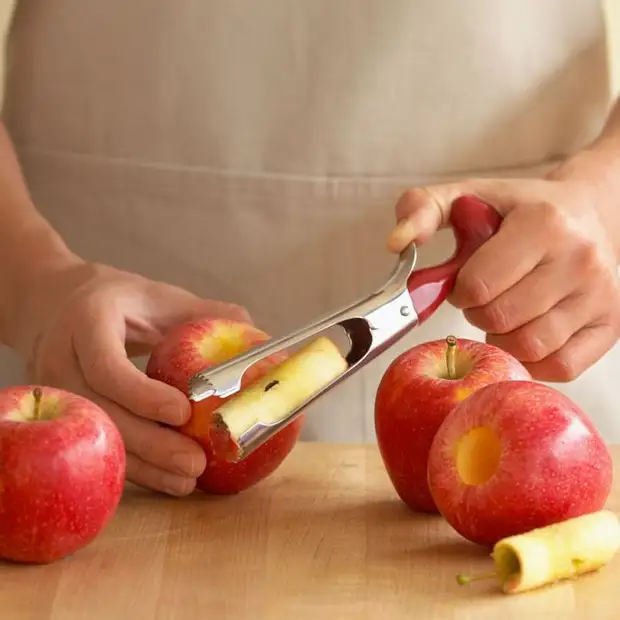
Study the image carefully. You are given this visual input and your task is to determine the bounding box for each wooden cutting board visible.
[2,442,619,620]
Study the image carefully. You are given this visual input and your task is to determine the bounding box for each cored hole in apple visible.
[208,413,242,462]
[455,426,502,486]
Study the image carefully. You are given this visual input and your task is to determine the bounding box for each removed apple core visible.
[209,336,348,459]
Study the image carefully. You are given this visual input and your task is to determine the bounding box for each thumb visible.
[123,284,255,361]
[386,178,523,253]
[145,282,254,330]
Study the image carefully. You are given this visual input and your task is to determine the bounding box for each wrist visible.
[546,144,620,260]
[0,223,85,350]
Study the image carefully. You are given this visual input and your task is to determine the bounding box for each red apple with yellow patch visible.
[374,336,531,513]
[146,318,305,494]
[0,385,125,564]
[427,380,613,546]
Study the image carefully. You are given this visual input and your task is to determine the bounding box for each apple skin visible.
[427,380,614,546]
[374,337,531,513]
[146,318,304,495]
[0,385,126,564]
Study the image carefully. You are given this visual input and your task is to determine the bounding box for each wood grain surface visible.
[2,442,619,620]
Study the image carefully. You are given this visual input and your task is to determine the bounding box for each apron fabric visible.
[1,0,618,442]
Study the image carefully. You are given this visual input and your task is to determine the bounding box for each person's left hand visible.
[386,176,620,382]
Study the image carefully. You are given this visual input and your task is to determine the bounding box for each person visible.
[0,0,618,497]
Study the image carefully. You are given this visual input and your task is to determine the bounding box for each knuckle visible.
[396,188,426,219]
[574,238,602,273]
[458,272,493,307]
[549,355,581,382]
[229,303,252,323]
[129,431,160,465]
[402,187,426,205]
[482,302,512,334]
[515,332,549,363]
[537,200,567,231]
[469,302,511,334]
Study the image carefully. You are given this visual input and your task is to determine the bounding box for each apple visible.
[0,385,126,564]
[374,336,531,513]
[427,379,614,546]
[145,317,306,495]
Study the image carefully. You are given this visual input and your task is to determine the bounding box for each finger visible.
[104,396,207,478]
[387,185,464,251]
[62,357,207,478]
[521,323,618,382]
[143,283,253,330]
[125,342,155,358]
[485,292,596,363]
[121,288,253,353]
[463,259,574,334]
[450,208,547,309]
[36,340,207,480]
[126,453,197,497]
[387,177,538,253]
[73,306,193,426]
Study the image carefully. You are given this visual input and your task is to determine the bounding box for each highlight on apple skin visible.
[374,336,531,513]
[0,385,126,564]
[427,379,614,546]
[145,317,305,495]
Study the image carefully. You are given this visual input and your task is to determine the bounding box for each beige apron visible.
[0,0,617,441]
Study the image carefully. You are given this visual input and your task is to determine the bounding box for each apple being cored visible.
[427,380,614,546]
[0,386,126,564]
[146,318,307,495]
[374,336,531,513]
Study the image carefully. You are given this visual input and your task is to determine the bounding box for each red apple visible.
[0,385,126,564]
[427,380,613,546]
[374,336,531,513]
[146,317,304,494]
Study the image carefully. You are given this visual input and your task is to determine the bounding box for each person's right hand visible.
[12,259,250,497]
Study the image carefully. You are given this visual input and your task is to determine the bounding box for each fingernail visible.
[162,474,195,497]
[171,451,197,476]
[158,404,189,425]
[387,219,415,252]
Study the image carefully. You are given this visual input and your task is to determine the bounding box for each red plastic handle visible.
[407,195,502,323]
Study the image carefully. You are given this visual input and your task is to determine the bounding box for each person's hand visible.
[386,176,620,381]
[12,259,250,497]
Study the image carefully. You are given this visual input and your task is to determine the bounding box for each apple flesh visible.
[146,318,305,495]
[374,336,531,513]
[0,385,126,564]
[210,335,348,461]
[427,380,614,546]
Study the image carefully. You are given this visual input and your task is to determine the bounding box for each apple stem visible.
[33,387,43,421]
[456,570,498,586]
[446,335,457,379]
